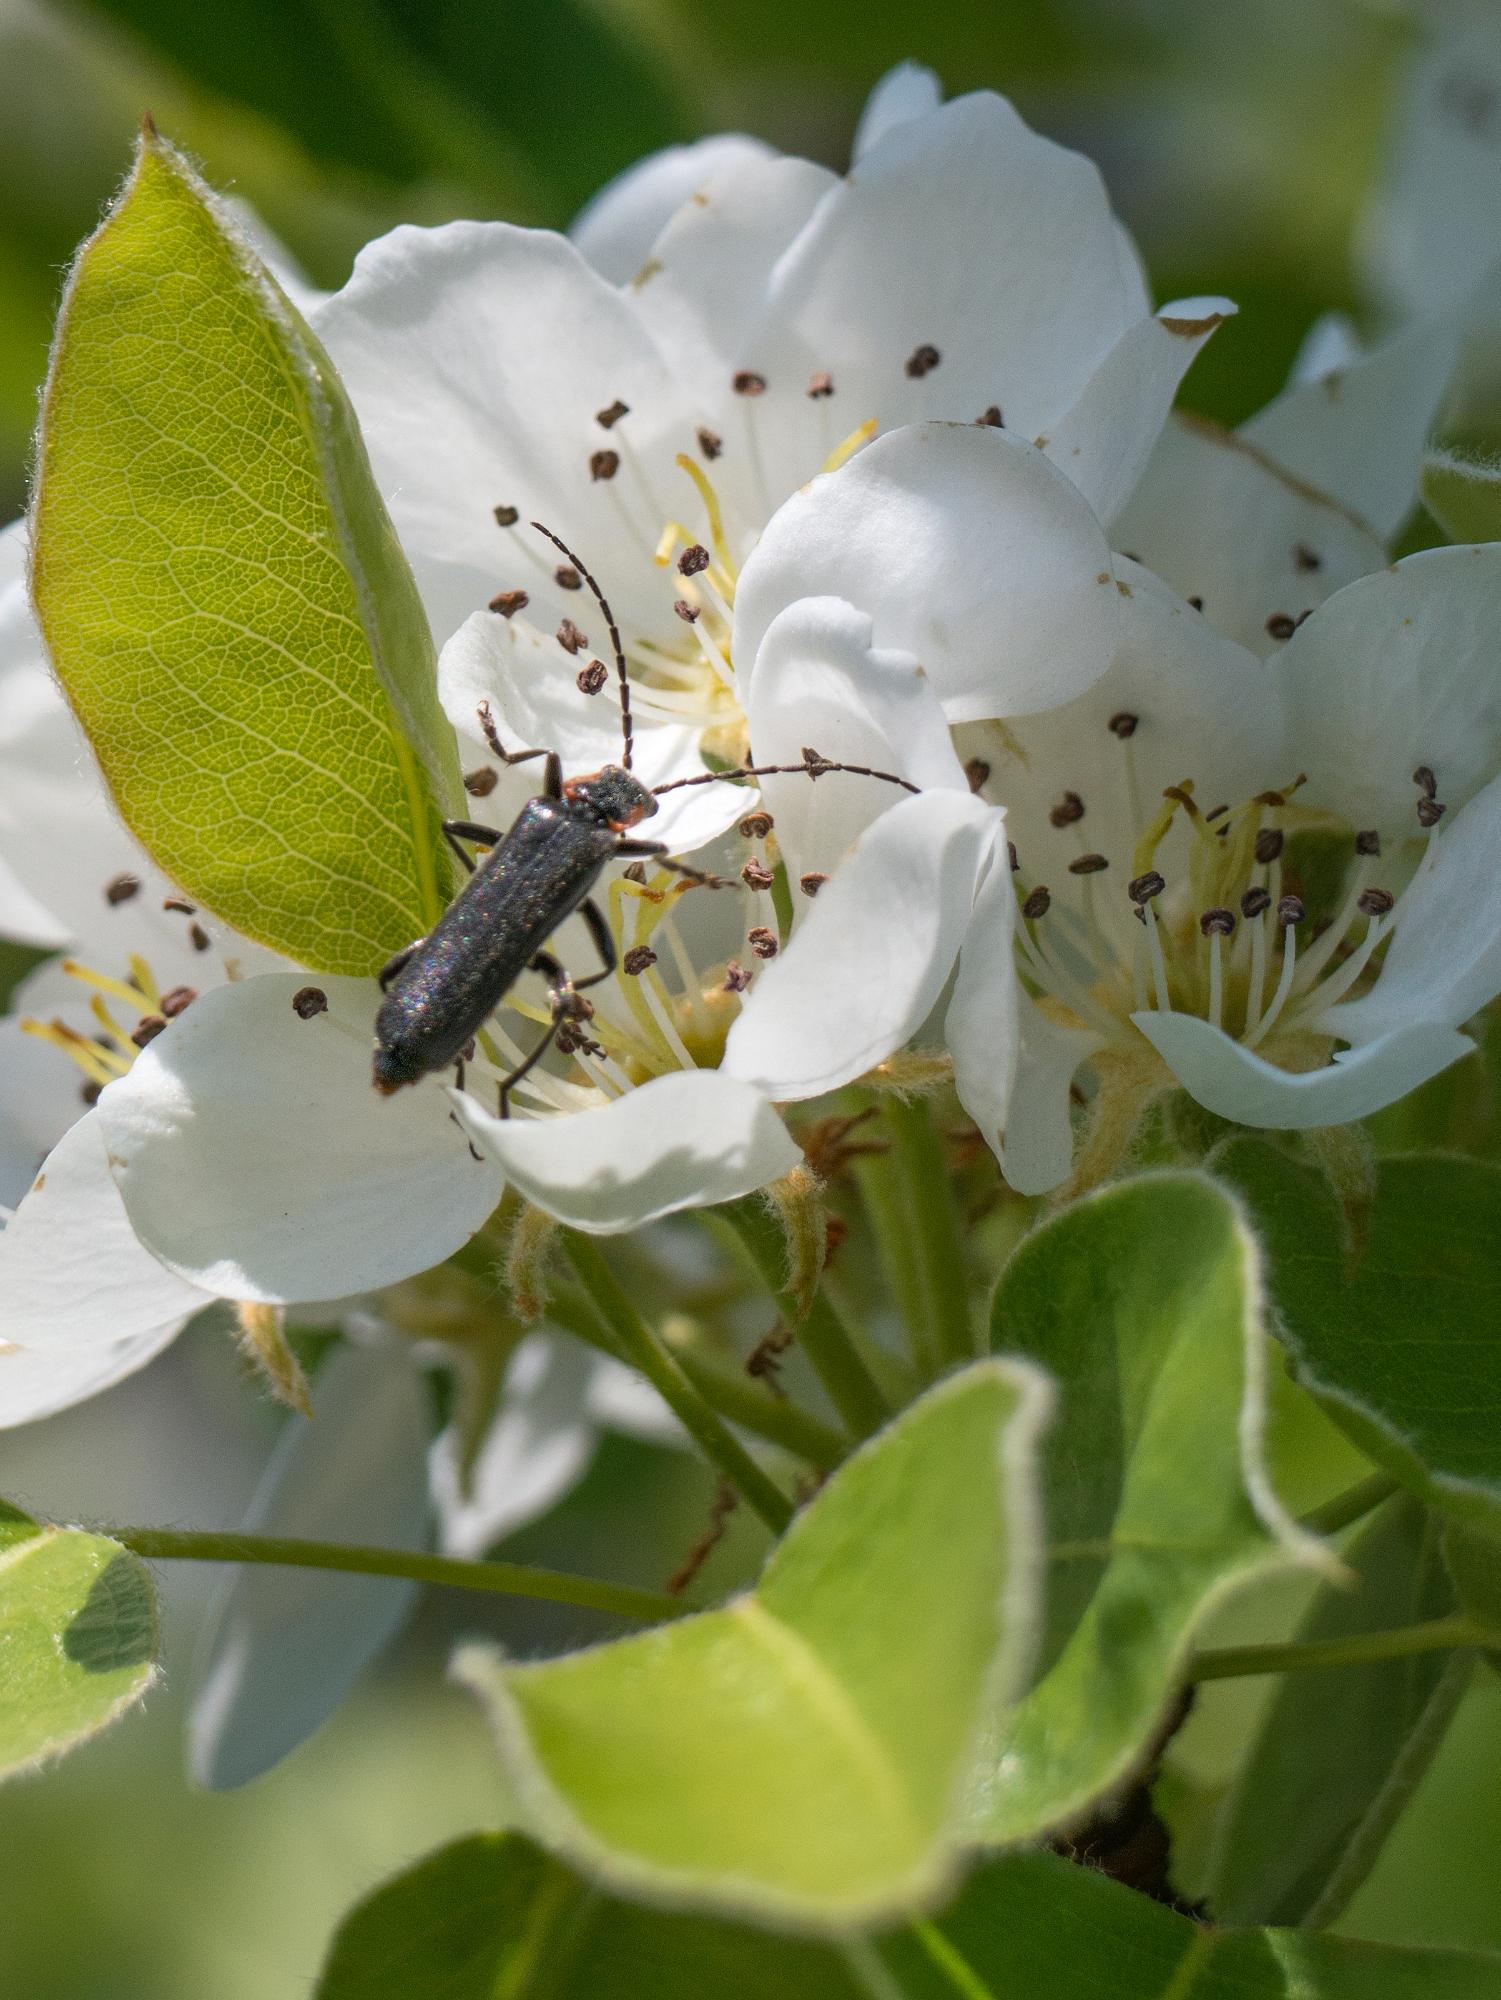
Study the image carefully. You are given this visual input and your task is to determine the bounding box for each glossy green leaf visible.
[1216,1142,1501,1528]
[1209,1493,1473,1926]
[970,1172,1322,1845]
[0,1523,158,1779]
[456,1360,1052,1928]
[1422,449,1501,544]
[32,127,461,975]
[0,1498,40,1552]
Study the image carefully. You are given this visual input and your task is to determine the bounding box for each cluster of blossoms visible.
[1,61,1493,1781]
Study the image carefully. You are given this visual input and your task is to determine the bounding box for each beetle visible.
[372,526,918,1113]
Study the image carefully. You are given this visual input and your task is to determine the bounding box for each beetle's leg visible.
[378,938,425,991]
[442,819,504,875]
[573,898,618,990]
[497,1007,568,1120]
[613,839,734,890]
[475,706,563,800]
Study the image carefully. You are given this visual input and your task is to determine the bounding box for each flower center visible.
[20,953,200,1101]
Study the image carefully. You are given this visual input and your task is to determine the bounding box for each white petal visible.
[853,62,944,160]
[1112,411,1388,658]
[570,135,778,284]
[1277,544,1501,832]
[996,1009,1105,1197]
[453,1069,800,1233]
[0,1323,182,1429]
[1133,1010,1473,1130]
[723,790,1003,1099]
[1288,312,1362,385]
[584,1353,679,1443]
[432,1333,598,1558]
[97,976,504,1303]
[189,1342,432,1788]
[1241,315,1460,543]
[0,1013,79,1209]
[1039,299,1233,526]
[0,1110,209,1349]
[735,423,1120,724]
[944,845,1023,1158]
[1324,771,1501,1047]
[744,595,967,882]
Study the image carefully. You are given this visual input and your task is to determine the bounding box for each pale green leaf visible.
[1209,1493,1472,1926]
[32,127,461,975]
[1422,448,1501,544]
[456,1359,1052,1929]
[0,1498,40,1552]
[0,1525,158,1779]
[1216,1142,1501,1528]
[969,1172,1323,1846]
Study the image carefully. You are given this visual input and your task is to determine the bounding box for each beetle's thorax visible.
[562,765,659,830]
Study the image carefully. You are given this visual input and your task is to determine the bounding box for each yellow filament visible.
[1131,785,1189,878]
[128,954,161,1011]
[19,1017,129,1084]
[88,993,137,1053]
[822,417,878,474]
[674,454,736,583]
[60,957,149,1011]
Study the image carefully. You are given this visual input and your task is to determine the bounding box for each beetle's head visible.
[564,765,660,830]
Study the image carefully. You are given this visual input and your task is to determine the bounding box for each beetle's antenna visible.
[652,753,921,798]
[530,522,635,771]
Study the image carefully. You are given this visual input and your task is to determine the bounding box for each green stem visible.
[1298,1470,1401,1539]
[109,1527,683,1623]
[1191,1614,1492,1684]
[545,1286,846,1467]
[715,1199,890,1440]
[884,1094,977,1369]
[851,1142,936,1378]
[562,1232,794,1533]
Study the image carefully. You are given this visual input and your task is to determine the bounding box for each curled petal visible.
[452,1070,800,1234]
[570,134,779,284]
[853,62,943,160]
[0,1324,182,1430]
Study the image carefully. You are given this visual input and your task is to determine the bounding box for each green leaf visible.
[1422,448,1501,544]
[970,1172,1322,1845]
[0,1499,40,1552]
[32,127,461,975]
[455,1359,1052,1929]
[0,1524,158,1779]
[1209,1493,1473,1926]
[1216,1142,1501,1529]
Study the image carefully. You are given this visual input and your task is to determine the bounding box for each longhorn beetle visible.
[371,525,920,1112]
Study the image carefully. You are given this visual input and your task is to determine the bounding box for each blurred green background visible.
[10,1,1501,1994]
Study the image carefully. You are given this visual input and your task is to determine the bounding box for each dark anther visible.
[1354,828,1381,856]
[80,1080,102,1107]
[697,426,723,459]
[1417,796,1447,828]
[1240,886,1272,919]
[596,398,630,429]
[292,985,328,1020]
[748,926,779,959]
[799,871,829,897]
[1277,894,1306,928]
[163,895,196,915]
[464,766,499,797]
[1265,612,1298,641]
[1069,853,1109,875]
[1188,595,1205,611]
[905,343,941,378]
[741,857,775,891]
[800,745,833,778]
[1294,542,1322,571]
[1357,887,1396,918]
[577,660,610,696]
[1254,827,1285,864]
[105,872,141,905]
[1129,871,1166,905]
[732,370,767,396]
[623,861,648,884]
[131,1014,168,1047]
[673,598,700,623]
[556,1019,603,1058]
[589,449,620,482]
[1200,908,1236,938]
[1022,887,1052,920]
[677,543,711,577]
[556,617,588,654]
[1007,841,1020,873]
[493,504,519,528]
[554,564,582,591]
[159,985,197,1018]
[977,405,1004,427]
[1108,712,1139,739]
[1413,765,1438,799]
[1049,790,1085,827]
[807,371,834,399]
[723,961,753,993]
[622,946,657,976]
[488,588,528,618]
[964,757,991,792]
[738,810,773,840]
[189,921,211,952]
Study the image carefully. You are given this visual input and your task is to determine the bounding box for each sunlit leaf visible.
[457,1360,1052,1928]
[1422,448,1501,544]
[32,126,461,975]
[969,1172,1323,1845]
